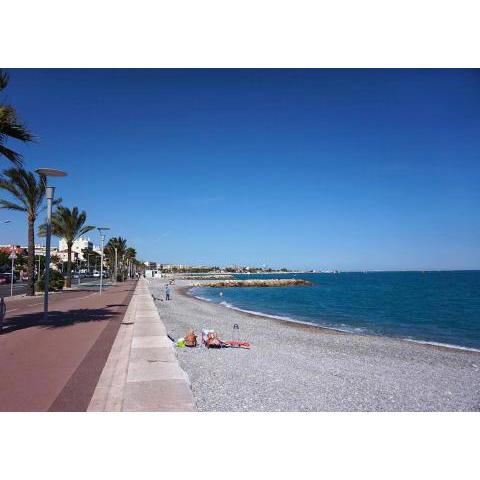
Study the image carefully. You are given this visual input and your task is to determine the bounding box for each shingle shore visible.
[149,278,480,412]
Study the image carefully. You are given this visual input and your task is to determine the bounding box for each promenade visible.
[0,278,194,412]
[88,278,195,411]
[0,282,136,411]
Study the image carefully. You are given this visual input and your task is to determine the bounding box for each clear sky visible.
[1,69,479,270]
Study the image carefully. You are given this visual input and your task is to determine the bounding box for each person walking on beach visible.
[165,284,171,301]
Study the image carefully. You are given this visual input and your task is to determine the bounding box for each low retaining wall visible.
[88,278,195,411]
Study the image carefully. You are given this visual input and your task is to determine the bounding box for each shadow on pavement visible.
[1,305,123,334]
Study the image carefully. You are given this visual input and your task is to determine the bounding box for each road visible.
[0,280,136,411]
[0,277,113,298]
[0,280,28,297]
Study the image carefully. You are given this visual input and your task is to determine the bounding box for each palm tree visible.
[0,70,34,166]
[0,168,60,295]
[124,247,137,279]
[104,237,127,281]
[41,206,95,288]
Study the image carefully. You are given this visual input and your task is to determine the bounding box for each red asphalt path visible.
[0,281,136,411]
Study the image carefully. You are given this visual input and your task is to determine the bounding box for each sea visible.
[190,271,480,351]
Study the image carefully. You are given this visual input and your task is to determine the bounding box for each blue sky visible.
[1,69,479,270]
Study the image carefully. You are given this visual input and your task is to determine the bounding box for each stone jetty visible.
[178,274,235,280]
[191,278,312,288]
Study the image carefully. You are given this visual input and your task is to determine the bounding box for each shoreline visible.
[150,278,480,411]
[182,285,480,355]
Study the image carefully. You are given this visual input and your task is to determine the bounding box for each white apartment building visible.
[58,236,93,261]
[35,244,65,260]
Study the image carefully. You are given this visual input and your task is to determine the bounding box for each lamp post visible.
[97,227,110,294]
[9,245,17,297]
[35,168,67,322]
[114,247,118,284]
[38,251,42,280]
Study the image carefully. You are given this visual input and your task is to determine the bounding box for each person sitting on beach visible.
[165,284,171,301]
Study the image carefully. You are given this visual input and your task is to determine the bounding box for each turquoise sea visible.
[190,271,480,351]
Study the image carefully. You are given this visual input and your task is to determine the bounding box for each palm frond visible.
[0,145,22,166]
[0,199,26,212]
[0,71,35,165]
[0,107,35,142]
[0,70,9,91]
[78,225,95,237]
[0,176,22,196]
[37,223,47,237]
[0,167,46,216]
[49,205,94,243]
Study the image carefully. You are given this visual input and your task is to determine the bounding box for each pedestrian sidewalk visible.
[88,278,195,411]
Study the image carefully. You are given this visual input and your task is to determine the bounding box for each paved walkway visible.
[0,282,136,411]
[88,278,195,411]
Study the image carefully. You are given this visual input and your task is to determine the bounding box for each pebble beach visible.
[148,278,480,412]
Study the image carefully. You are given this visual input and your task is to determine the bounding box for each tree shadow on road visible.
[0,305,123,334]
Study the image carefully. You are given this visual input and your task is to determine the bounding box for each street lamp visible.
[35,168,67,322]
[97,227,110,294]
[114,247,118,284]
[77,257,81,286]
[9,244,16,297]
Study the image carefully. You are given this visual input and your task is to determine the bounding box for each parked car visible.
[72,272,86,279]
[0,272,17,284]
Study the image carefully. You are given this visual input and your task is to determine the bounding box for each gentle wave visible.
[403,339,480,353]
[193,292,305,322]
[190,290,480,353]
[218,300,297,322]
[195,295,212,302]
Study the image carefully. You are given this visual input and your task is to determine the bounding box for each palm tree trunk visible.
[65,244,72,288]
[27,216,35,296]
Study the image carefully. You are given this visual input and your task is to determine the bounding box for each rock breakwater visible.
[191,278,313,288]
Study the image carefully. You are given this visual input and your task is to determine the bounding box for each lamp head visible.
[35,168,68,177]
